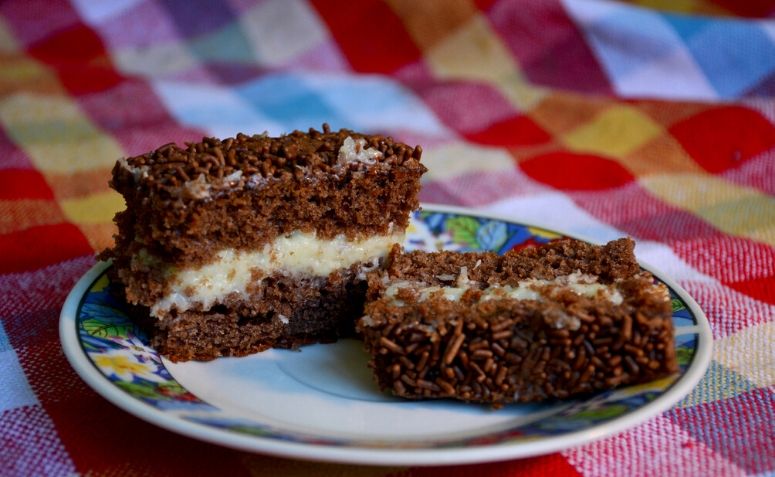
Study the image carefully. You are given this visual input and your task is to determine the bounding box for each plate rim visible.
[59,203,713,466]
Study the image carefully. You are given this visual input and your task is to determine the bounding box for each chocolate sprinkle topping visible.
[357,238,678,406]
[120,124,422,191]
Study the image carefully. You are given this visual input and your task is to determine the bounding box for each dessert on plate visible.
[357,238,678,404]
[101,124,678,407]
[101,125,426,361]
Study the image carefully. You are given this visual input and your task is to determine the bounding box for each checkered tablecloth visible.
[1,0,773,475]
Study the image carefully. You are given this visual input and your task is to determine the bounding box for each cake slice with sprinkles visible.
[102,125,426,361]
[357,238,678,405]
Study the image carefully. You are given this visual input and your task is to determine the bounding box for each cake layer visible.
[370,238,641,299]
[141,263,368,362]
[105,126,425,266]
[145,230,402,316]
[358,238,678,405]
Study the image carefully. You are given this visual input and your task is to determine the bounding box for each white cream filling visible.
[149,230,403,316]
[338,136,383,165]
[382,272,623,331]
[118,157,149,181]
[385,271,624,306]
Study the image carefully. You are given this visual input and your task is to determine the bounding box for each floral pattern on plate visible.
[74,209,702,449]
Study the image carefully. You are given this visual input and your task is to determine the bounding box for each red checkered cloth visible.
[1,0,773,475]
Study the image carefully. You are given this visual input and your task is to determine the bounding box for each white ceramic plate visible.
[60,205,712,466]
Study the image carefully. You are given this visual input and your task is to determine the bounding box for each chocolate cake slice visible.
[357,238,678,405]
[102,125,426,361]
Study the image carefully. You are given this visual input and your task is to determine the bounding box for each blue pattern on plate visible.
[76,210,700,448]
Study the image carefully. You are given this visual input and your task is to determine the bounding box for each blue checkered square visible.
[668,18,775,97]
[586,8,684,78]
[237,73,350,132]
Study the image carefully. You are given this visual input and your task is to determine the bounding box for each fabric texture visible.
[0,0,773,475]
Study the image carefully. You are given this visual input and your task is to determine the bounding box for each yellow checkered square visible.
[562,105,664,158]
